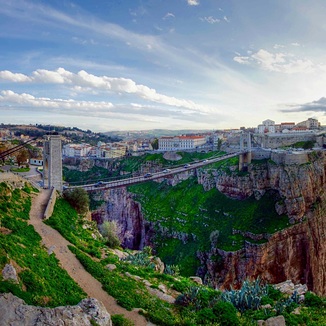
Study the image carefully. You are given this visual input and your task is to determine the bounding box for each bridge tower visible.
[239,132,252,171]
[43,134,63,191]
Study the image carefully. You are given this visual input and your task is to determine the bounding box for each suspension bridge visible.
[69,151,242,191]
[1,132,252,191]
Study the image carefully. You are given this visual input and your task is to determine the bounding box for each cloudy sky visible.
[1,0,326,132]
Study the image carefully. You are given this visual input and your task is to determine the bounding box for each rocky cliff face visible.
[92,187,150,249]
[197,151,326,296]
[200,190,326,296]
[93,151,326,295]
[198,151,325,222]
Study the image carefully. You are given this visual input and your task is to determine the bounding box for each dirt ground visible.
[28,189,151,326]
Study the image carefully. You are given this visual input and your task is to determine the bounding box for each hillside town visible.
[0,117,325,167]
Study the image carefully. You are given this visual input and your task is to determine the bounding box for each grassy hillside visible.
[0,178,325,325]
[42,188,326,326]
[0,181,86,307]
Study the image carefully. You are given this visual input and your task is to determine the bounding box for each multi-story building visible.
[158,135,206,151]
[256,119,275,134]
[62,143,92,157]
[296,118,319,129]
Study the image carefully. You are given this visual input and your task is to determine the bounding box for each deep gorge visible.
[91,151,326,296]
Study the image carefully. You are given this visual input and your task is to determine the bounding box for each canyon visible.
[92,150,326,296]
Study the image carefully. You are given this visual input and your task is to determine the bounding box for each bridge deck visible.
[68,152,241,191]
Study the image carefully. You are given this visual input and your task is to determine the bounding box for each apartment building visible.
[158,135,206,151]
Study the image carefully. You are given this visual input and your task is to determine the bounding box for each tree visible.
[151,138,159,150]
[16,148,29,166]
[63,188,90,215]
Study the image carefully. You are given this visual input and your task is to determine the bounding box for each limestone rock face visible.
[198,151,326,222]
[92,187,149,250]
[0,293,112,326]
[201,191,326,296]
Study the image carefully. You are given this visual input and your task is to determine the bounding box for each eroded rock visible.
[0,293,112,326]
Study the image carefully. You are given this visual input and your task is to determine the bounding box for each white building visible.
[62,143,92,157]
[158,135,206,151]
[257,119,276,134]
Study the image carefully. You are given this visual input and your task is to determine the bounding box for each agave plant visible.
[221,278,268,314]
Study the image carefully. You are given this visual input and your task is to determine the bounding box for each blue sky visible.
[1,0,326,132]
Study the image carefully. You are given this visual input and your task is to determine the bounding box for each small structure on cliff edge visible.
[43,134,63,192]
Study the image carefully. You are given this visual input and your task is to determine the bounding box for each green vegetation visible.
[63,166,112,185]
[11,166,30,172]
[112,314,134,326]
[128,177,289,275]
[99,221,121,248]
[44,197,103,258]
[292,141,315,150]
[63,187,90,215]
[0,182,86,307]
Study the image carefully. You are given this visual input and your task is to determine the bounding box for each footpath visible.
[28,189,149,326]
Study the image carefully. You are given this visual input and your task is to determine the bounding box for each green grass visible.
[128,174,289,275]
[0,182,86,307]
[45,198,104,258]
[11,167,30,172]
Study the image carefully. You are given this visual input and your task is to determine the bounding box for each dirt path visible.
[28,189,150,326]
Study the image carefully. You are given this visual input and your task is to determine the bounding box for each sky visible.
[1,0,326,132]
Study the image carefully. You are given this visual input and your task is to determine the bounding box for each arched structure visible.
[43,134,63,191]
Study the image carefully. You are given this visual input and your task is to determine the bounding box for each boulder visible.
[0,293,112,326]
[257,315,286,326]
[189,276,203,285]
[2,264,18,283]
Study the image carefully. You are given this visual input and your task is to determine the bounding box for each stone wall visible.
[271,151,309,165]
[43,187,57,220]
[255,133,316,149]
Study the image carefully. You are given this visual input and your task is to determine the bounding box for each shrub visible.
[111,314,134,326]
[304,291,324,307]
[164,264,180,276]
[122,251,155,269]
[212,301,239,326]
[99,221,121,248]
[267,285,283,301]
[196,308,216,324]
[63,188,90,215]
[175,286,219,311]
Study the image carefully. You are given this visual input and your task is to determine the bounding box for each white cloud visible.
[187,0,199,6]
[233,56,250,64]
[273,44,284,49]
[0,90,114,110]
[0,70,32,82]
[291,42,300,47]
[233,49,317,74]
[0,68,212,113]
[223,16,230,23]
[200,16,220,24]
[163,12,175,20]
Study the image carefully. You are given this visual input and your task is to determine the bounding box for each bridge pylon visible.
[239,132,252,172]
[43,134,63,191]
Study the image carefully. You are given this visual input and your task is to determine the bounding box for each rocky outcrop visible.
[0,293,112,326]
[1,264,18,283]
[92,187,150,249]
[198,151,326,222]
[200,191,326,296]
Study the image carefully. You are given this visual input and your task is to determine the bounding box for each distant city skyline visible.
[1,0,326,132]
